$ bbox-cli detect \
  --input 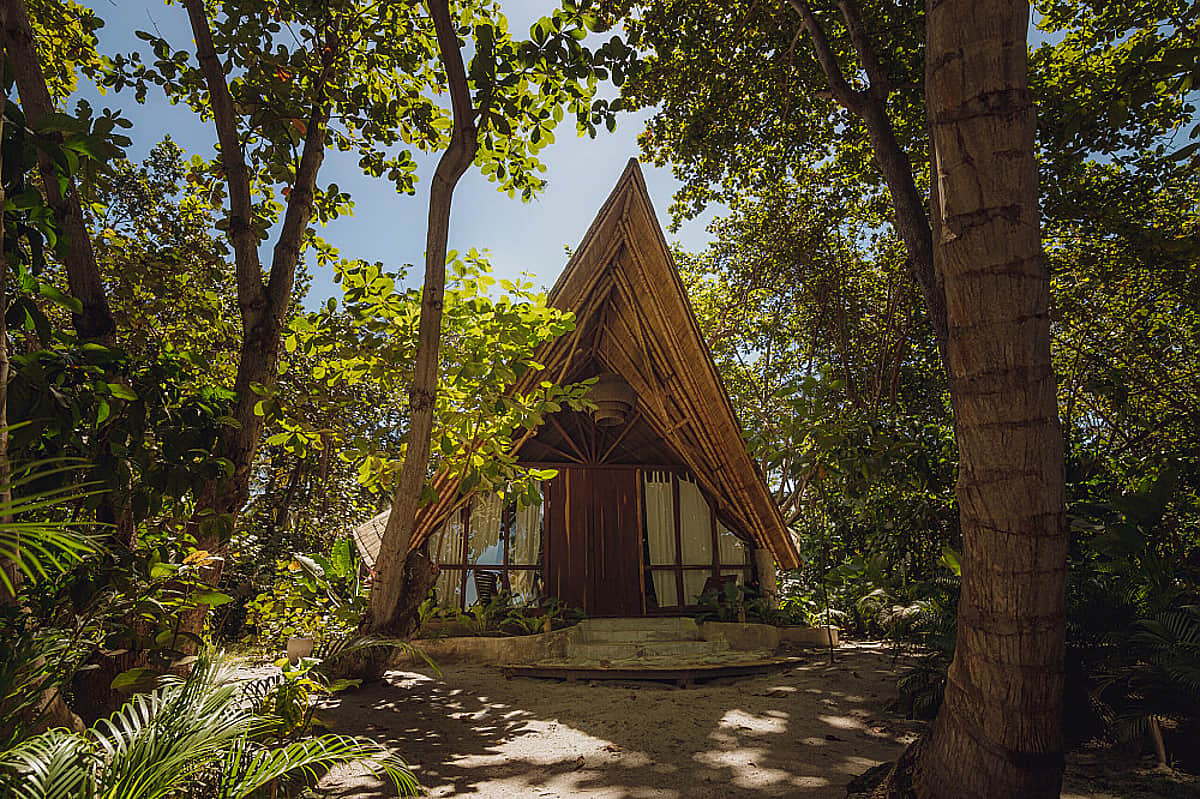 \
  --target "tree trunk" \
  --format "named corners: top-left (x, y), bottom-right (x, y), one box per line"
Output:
top-left (364, 0), bottom-right (477, 634)
top-left (0, 93), bottom-right (16, 600)
top-left (878, 2), bottom-right (1068, 796)
top-left (0, 0), bottom-right (115, 344)
top-left (182, 0), bottom-right (330, 537)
